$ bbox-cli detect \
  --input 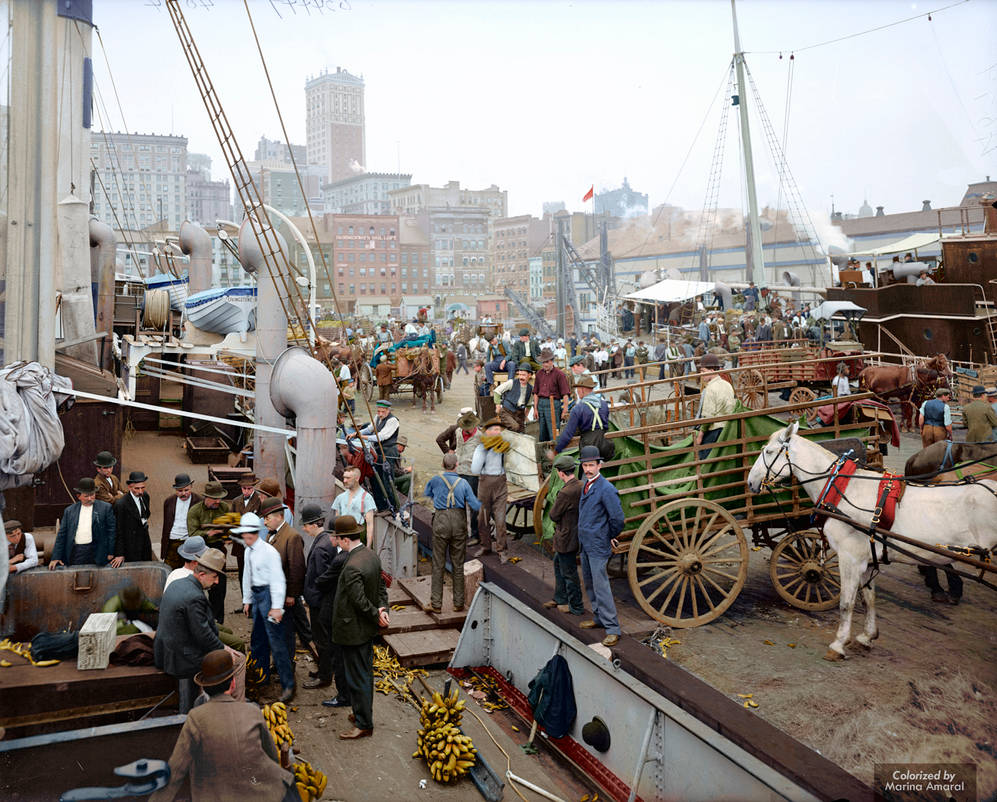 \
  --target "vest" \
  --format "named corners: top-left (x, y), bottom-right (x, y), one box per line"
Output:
top-left (922, 399), bottom-right (947, 427)
top-left (375, 414), bottom-right (399, 449)
top-left (502, 382), bottom-right (533, 412)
